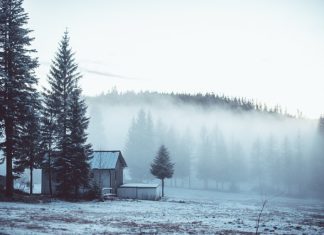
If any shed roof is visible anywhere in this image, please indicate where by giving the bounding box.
[90,151,127,170]
[120,183,159,188]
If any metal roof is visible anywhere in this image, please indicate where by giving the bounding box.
[90,151,127,169]
[120,183,160,188]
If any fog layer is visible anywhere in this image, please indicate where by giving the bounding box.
[87,91,323,198]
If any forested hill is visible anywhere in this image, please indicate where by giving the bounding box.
[86,90,295,117]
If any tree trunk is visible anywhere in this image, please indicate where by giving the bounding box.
[48,151,53,196]
[5,120,14,197]
[30,166,33,195]
[48,145,53,197]
[75,185,79,199]
[162,178,164,197]
[5,150,13,197]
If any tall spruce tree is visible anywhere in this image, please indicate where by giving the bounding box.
[45,31,91,197]
[0,0,38,197]
[151,145,174,197]
[48,31,78,197]
[68,88,92,197]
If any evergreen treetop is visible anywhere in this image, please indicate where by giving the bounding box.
[151,145,174,180]
[151,145,174,197]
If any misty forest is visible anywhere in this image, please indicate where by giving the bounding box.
[0,0,324,234]
[88,90,324,197]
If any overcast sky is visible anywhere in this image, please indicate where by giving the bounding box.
[24,0,324,118]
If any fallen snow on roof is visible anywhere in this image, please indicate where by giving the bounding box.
[120,183,160,188]
[90,151,119,169]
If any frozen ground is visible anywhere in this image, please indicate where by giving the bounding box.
[0,187,323,234]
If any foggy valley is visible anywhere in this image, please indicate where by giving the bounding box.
[1,0,324,234]
[87,91,322,197]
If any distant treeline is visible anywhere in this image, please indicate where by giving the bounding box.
[86,89,324,198]
[87,89,297,118]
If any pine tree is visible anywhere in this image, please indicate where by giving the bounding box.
[163,127,178,186]
[266,135,279,191]
[281,137,293,194]
[313,116,324,196]
[14,106,42,194]
[0,112,4,164]
[0,0,38,197]
[0,90,3,157]
[151,145,174,197]
[251,138,264,193]
[45,31,85,197]
[196,127,214,189]
[228,139,246,192]
[125,109,155,181]
[212,127,228,191]
[293,131,304,195]
[40,88,57,196]
[174,129,192,187]
[67,88,92,198]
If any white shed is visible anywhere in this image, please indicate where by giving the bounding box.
[117,183,161,200]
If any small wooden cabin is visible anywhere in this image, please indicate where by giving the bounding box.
[91,150,127,194]
[41,150,127,195]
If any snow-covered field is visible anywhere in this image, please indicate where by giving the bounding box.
[0,187,323,234]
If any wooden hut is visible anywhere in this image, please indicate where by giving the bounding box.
[41,150,127,195]
[91,150,127,194]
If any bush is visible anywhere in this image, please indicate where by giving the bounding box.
[14,189,29,195]
[82,183,101,200]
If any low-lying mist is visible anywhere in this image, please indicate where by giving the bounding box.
[87,91,323,199]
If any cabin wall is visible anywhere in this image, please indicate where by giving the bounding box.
[92,169,111,189]
[115,161,124,187]
[110,170,116,193]
[42,169,115,195]
[117,186,161,200]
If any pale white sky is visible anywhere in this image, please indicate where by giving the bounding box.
[24,0,324,118]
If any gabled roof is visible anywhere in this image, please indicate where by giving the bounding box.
[90,150,127,170]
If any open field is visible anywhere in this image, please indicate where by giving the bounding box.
[0,188,323,234]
